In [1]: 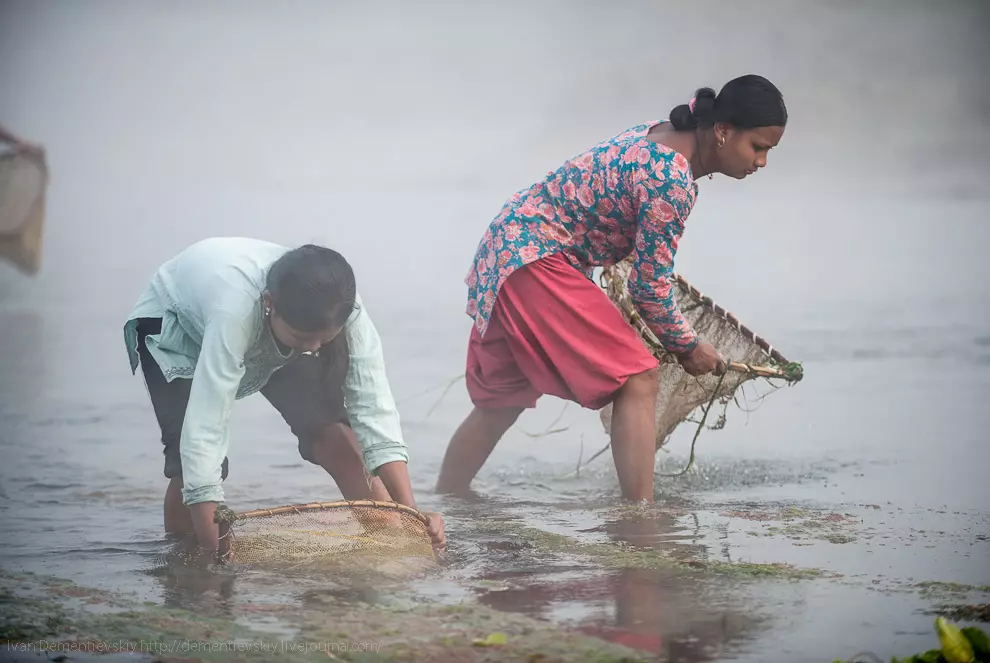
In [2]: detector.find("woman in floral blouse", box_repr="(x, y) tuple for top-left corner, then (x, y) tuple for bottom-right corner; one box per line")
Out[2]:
(436, 75), (788, 502)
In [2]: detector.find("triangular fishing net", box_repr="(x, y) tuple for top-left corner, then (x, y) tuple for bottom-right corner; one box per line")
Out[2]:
(599, 257), (803, 451)
(212, 500), (437, 569)
(0, 150), (47, 275)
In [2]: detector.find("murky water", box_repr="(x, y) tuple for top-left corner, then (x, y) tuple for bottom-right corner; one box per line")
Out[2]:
(1, 1), (989, 661)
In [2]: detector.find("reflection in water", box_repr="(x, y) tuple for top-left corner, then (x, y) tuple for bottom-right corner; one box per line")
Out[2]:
(154, 566), (237, 617)
(474, 565), (760, 660)
(598, 509), (709, 561)
(0, 309), (45, 426)
(147, 537), (238, 617)
(0, 310), (46, 543)
(576, 568), (757, 661)
(471, 512), (762, 660)
(144, 532), (435, 624)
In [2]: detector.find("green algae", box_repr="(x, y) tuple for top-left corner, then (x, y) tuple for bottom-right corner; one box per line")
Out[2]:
(927, 604), (990, 623)
(720, 506), (861, 545)
(916, 581), (990, 598)
(0, 582), (72, 642)
(0, 569), (648, 663)
(470, 519), (826, 579)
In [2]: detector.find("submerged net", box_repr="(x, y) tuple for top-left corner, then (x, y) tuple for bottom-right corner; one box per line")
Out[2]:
(0, 150), (47, 275)
(599, 257), (803, 451)
(213, 500), (437, 568)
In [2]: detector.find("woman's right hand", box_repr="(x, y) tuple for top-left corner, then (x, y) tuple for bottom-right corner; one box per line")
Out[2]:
(676, 341), (723, 376)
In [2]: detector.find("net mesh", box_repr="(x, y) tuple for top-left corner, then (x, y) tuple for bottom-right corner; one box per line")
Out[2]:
(214, 500), (436, 568)
(599, 257), (802, 449)
(0, 150), (47, 275)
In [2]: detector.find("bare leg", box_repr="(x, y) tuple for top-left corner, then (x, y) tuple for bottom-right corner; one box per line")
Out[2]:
(309, 423), (392, 501)
(164, 476), (194, 535)
(608, 368), (659, 502)
(435, 406), (524, 495)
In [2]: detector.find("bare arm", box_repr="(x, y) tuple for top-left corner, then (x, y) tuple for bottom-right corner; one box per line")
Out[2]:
(375, 461), (416, 508)
(341, 296), (446, 551)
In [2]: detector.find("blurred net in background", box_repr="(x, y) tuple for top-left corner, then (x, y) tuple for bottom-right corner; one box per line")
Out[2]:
(213, 500), (437, 569)
(0, 150), (47, 275)
(599, 257), (803, 451)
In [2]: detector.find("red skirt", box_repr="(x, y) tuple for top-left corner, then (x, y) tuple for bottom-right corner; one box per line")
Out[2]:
(466, 253), (658, 411)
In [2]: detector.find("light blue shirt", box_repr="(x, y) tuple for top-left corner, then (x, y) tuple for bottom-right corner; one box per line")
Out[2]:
(123, 237), (409, 505)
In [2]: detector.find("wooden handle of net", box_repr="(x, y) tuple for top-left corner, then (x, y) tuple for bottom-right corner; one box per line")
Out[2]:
(724, 361), (803, 382)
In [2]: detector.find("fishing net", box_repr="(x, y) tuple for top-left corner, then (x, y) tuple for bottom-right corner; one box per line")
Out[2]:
(212, 500), (437, 568)
(599, 257), (803, 452)
(0, 149), (47, 275)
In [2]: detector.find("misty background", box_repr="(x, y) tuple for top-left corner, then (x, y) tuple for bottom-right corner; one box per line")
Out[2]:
(0, 0), (988, 604)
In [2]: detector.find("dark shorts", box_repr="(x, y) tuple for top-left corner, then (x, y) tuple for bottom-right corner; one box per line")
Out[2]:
(135, 318), (350, 481)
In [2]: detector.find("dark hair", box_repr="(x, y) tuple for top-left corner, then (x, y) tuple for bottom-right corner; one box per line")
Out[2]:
(265, 244), (356, 332)
(669, 74), (787, 131)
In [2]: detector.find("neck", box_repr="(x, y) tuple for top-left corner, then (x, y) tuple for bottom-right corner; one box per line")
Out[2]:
(690, 130), (719, 179)
(266, 313), (294, 357)
(647, 123), (718, 180)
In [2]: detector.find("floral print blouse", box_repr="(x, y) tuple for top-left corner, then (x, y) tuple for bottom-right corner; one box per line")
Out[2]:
(465, 120), (700, 353)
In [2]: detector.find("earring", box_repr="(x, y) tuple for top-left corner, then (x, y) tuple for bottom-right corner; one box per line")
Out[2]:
(718, 136), (725, 149)
(264, 306), (271, 316)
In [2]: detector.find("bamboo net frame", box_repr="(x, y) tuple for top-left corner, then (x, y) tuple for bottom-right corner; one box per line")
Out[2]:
(220, 500), (433, 526)
(212, 500), (437, 567)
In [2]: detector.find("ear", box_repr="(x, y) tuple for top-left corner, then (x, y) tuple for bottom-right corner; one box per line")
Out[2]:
(262, 290), (273, 311)
(713, 121), (733, 144)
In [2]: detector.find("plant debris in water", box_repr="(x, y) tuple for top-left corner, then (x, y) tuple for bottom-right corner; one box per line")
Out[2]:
(470, 519), (827, 579)
(917, 583), (990, 597)
(722, 506), (862, 545)
(928, 605), (990, 624)
(0, 583), (71, 642)
(832, 618), (990, 663)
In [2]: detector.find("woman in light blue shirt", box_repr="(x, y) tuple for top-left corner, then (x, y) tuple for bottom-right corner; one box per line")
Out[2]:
(124, 237), (445, 560)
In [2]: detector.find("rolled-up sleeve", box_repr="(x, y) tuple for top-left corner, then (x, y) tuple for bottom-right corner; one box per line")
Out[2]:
(342, 294), (409, 473)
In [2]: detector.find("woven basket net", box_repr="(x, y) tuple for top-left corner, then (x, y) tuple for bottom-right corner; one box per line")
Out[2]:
(0, 150), (47, 275)
(213, 500), (437, 568)
(599, 257), (802, 449)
